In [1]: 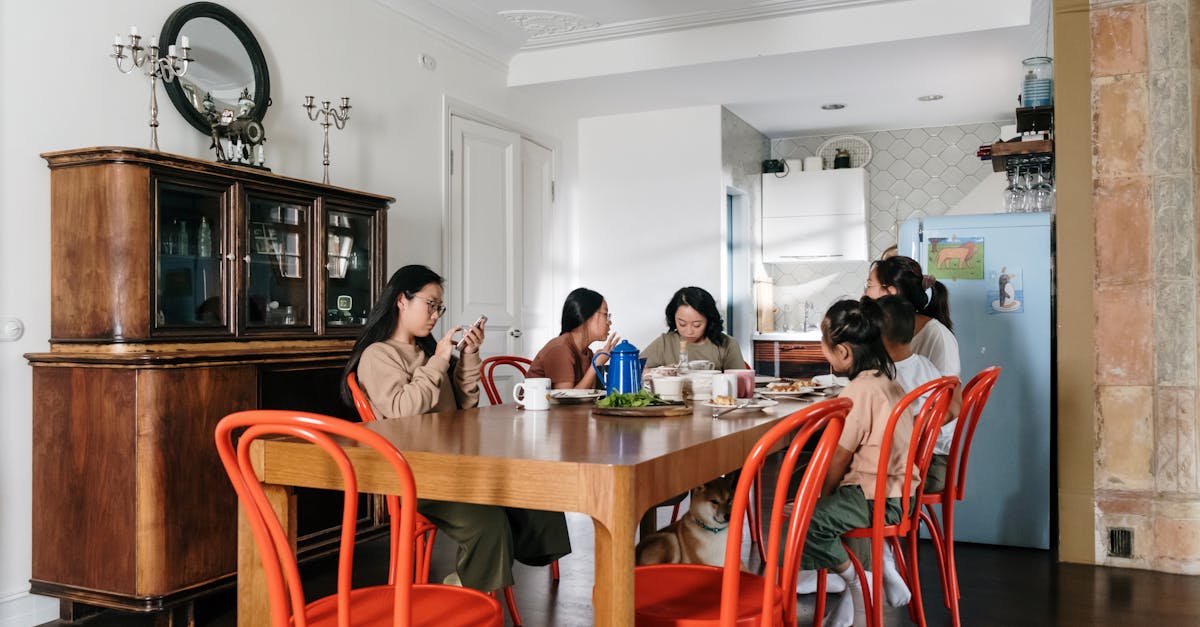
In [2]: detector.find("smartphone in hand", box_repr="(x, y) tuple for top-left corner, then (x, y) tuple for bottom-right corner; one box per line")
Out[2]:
(456, 315), (487, 351)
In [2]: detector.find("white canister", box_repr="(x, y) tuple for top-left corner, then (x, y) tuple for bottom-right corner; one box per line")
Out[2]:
(712, 373), (739, 399)
(803, 156), (824, 171)
(685, 372), (715, 401)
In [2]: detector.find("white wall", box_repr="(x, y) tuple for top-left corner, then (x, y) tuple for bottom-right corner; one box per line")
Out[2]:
(0, 1), (576, 623)
(577, 106), (724, 350)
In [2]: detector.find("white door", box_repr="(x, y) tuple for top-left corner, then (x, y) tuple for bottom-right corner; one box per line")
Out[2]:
(449, 116), (556, 403)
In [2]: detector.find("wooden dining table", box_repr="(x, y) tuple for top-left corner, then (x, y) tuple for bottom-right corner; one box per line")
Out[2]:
(236, 397), (812, 626)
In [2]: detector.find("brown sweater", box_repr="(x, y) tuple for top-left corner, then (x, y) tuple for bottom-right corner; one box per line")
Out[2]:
(527, 333), (594, 388)
(357, 338), (481, 419)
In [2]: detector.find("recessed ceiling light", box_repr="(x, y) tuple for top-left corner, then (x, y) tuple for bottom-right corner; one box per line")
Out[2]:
(821, 103), (845, 110)
(918, 94), (944, 102)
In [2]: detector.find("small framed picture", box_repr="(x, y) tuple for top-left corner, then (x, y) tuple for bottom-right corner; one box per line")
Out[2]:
(251, 223), (280, 254)
(336, 295), (353, 311)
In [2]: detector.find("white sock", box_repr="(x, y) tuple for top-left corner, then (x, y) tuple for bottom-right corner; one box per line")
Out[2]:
(881, 549), (911, 607)
(442, 571), (462, 587)
(796, 569), (847, 594)
(822, 568), (865, 627)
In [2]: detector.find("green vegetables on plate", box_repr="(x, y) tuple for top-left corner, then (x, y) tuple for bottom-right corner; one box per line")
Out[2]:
(595, 390), (672, 408)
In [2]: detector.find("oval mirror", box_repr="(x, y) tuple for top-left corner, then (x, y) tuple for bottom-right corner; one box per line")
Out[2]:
(160, 2), (270, 135)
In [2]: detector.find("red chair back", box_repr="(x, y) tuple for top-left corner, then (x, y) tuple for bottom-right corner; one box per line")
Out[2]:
(480, 356), (532, 405)
(718, 397), (851, 627)
(870, 376), (958, 534)
(947, 367), (1002, 502)
(215, 410), (420, 627)
(346, 371), (378, 422)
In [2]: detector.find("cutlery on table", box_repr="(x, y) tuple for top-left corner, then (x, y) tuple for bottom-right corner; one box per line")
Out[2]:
(712, 400), (751, 418)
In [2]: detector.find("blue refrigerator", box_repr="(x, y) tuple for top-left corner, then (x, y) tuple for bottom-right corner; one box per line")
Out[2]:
(898, 212), (1052, 550)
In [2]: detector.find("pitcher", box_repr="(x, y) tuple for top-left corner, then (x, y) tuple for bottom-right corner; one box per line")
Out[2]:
(592, 339), (643, 395)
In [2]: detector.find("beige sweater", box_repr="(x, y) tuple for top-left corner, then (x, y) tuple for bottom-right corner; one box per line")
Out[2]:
(640, 331), (747, 370)
(357, 338), (482, 419)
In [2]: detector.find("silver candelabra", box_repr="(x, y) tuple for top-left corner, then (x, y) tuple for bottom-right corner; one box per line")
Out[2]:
(110, 26), (192, 151)
(303, 96), (351, 184)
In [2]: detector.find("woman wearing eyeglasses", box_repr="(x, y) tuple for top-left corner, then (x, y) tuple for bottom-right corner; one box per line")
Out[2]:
(528, 287), (620, 389)
(342, 264), (571, 593)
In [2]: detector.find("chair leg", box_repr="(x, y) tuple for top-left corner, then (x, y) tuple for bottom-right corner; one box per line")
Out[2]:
(550, 559), (560, 582)
(503, 586), (522, 626)
(739, 468), (767, 566)
(814, 568), (828, 625)
(669, 501), (681, 523)
(920, 504), (951, 610)
(943, 502), (962, 627)
(904, 530), (928, 627)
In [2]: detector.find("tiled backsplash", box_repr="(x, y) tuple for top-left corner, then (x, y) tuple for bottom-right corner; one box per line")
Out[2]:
(766, 122), (1002, 329)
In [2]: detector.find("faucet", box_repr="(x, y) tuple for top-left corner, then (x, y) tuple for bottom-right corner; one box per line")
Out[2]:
(802, 301), (816, 332)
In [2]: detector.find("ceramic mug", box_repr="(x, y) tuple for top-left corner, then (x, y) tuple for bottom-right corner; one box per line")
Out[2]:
(712, 373), (739, 399)
(650, 376), (684, 402)
(513, 377), (551, 410)
(685, 372), (714, 401)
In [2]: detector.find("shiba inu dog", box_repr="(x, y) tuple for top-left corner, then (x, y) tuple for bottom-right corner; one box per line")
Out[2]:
(635, 473), (744, 568)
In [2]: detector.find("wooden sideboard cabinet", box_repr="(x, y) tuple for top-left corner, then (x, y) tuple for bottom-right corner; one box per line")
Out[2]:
(752, 339), (831, 379)
(27, 148), (394, 621)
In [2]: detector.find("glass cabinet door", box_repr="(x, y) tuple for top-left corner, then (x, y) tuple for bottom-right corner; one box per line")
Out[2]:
(324, 209), (374, 329)
(244, 194), (313, 331)
(155, 181), (227, 331)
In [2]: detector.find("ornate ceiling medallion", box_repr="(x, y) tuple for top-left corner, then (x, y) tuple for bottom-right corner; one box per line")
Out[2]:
(498, 10), (600, 39)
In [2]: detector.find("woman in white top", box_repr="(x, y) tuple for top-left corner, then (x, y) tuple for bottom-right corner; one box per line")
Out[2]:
(864, 255), (960, 377)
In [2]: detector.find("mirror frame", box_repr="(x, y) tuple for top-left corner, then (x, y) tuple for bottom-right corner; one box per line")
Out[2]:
(160, 2), (271, 135)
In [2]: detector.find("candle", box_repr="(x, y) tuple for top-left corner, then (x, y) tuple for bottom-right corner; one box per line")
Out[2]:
(180, 35), (189, 49)
(130, 25), (138, 37)
(149, 35), (158, 47)
(168, 44), (177, 57)
(114, 35), (122, 46)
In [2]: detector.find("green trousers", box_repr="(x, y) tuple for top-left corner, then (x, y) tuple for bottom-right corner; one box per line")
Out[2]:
(417, 499), (572, 592)
(923, 454), (948, 495)
(799, 485), (903, 571)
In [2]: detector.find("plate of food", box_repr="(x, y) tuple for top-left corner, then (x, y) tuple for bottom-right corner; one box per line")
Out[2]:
(760, 380), (816, 397)
(811, 374), (850, 390)
(755, 375), (781, 385)
(591, 390), (692, 417)
(701, 396), (779, 411)
(550, 389), (605, 404)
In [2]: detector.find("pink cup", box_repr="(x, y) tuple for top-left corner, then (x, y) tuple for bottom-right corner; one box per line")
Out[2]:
(724, 368), (756, 398)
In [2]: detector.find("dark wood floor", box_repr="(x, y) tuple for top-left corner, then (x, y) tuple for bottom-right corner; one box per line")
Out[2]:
(39, 508), (1200, 627)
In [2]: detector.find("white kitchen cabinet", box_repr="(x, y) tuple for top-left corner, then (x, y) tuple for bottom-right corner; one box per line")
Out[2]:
(761, 167), (868, 261)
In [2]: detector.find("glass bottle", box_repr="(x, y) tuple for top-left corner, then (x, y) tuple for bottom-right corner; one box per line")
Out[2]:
(676, 338), (690, 375)
(197, 216), (213, 258)
(177, 220), (189, 256)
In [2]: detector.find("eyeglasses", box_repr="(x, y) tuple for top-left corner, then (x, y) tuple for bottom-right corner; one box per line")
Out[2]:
(413, 296), (446, 317)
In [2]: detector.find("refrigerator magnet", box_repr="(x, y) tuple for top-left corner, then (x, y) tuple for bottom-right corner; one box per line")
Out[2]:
(928, 236), (984, 280)
(987, 266), (1023, 314)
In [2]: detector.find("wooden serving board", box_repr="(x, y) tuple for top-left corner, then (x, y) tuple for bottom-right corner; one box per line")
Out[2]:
(590, 404), (694, 418)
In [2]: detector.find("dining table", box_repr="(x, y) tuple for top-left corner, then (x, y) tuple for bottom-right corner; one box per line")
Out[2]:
(235, 396), (813, 626)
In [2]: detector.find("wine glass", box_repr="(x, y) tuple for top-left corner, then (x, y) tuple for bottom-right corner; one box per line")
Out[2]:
(1004, 169), (1024, 213)
(1029, 165), (1054, 212)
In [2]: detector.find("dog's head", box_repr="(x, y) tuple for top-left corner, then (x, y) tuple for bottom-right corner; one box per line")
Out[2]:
(689, 473), (738, 529)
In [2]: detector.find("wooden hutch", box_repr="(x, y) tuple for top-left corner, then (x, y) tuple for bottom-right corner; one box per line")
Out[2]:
(27, 147), (393, 623)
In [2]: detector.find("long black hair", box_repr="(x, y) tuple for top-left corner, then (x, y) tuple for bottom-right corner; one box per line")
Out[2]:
(665, 286), (727, 346)
(822, 298), (894, 380)
(341, 264), (446, 406)
(560, 287), (604, 335)
(871, 256), (953, 332)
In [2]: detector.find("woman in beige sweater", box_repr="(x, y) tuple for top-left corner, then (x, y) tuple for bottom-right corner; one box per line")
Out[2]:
(341, 265), (570, 592)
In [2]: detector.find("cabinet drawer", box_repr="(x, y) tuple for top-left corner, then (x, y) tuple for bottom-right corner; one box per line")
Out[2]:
(753, 340), (830, 379)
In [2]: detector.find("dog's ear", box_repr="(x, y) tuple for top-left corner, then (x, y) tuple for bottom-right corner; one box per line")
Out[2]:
(724, 469), (742, 488)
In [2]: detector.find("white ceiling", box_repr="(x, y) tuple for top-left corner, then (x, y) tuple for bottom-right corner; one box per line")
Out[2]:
(379, 0), (1052, 137)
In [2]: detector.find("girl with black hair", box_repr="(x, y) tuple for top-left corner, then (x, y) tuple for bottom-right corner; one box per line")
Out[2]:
(527, 287), (619, 389)
(344, 265), (571, 593)
(865, 255), (961, 378)
(641, 286), (747, 370)
(797, 298), (915, 627)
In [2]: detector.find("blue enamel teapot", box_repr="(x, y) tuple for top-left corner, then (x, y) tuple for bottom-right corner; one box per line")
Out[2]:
(592, 339), (644, 395)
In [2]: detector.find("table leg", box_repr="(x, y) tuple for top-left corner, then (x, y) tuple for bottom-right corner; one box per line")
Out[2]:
(592, 511), (638, 627)
(237, 483), (294, 627)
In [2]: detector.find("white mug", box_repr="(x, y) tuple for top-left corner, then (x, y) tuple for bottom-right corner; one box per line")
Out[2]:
(685, 372), (714, 401)
(513, 378), (551, 410)
(712, 373), (739, 399)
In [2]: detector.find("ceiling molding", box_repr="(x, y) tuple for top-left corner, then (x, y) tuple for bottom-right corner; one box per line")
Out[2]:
(519, 0), (901, 49)
(500, 11), (600, 38)
(372, 0), (517, 69)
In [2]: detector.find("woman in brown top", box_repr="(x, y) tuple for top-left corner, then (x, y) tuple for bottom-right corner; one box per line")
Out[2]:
(341, 265), (570, 593)
(527, 287), (619, 389)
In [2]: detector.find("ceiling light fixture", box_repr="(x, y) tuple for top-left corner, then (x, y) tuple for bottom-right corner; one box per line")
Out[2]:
(820, 103), (845, 110)
(918, 94), (944, 102)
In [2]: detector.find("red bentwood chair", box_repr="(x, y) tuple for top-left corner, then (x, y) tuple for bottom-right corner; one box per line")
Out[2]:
(634, 397), (852, 627)
(480, 355), (534, 406)
(215, 410), (502, 627)
(916, 367), (1002, 627)
(351, 369), (545, 626)
(813, 376), (959, 627)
